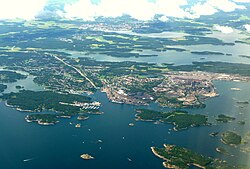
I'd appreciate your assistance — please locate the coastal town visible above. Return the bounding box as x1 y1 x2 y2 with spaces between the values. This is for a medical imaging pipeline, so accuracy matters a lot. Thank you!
102 71 250 108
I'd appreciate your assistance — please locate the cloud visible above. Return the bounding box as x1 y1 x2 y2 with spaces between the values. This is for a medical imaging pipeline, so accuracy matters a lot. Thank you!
0 0 248 21
63 0 156 21
0 0 47 20
158 16 169 22
64 0 98 21
244 24 250 32
190 0 246 18
191 2 218 17
154 0 193 18
208 0 246 12
233 0 250 3
214 25 234 34
63 0 192 21
63 0 248 21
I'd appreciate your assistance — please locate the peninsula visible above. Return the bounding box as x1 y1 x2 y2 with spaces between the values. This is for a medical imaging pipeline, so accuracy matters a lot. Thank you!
0 90 101 125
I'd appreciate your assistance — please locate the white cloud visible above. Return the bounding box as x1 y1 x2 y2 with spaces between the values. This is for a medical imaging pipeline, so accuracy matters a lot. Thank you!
0 0 47 20
158 16 169 22
63 0 248 21
190 0 246 18
154 0 193 18
214 25 234 34
0 0 247 21
208 0 246 12
191 2 218 17
244 24 250 32
233 0 250 3
121 0 156 20
64 0 98 21
64 0 156 21
64 0 194 21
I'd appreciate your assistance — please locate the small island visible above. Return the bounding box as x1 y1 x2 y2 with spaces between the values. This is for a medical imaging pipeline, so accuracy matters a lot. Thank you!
135 109 209 131
80 154 94 160
75 123 81 128
238 121 245 125
209 132 219 137
191 51 225 55
129 123 135 127
239 55 250 59
25 114 58 125
221 131 242 146
216 114 236 123
77 115 89 121
236 101 249 105
152 144 232 169
216 147 231 156
15 85 24 89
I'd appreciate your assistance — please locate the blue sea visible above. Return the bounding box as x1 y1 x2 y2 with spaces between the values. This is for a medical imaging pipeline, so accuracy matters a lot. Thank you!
0 79 250 169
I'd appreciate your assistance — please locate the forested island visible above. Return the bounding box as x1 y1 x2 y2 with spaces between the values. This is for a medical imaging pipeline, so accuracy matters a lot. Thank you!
151 144 233 169
135 109 209 131
0 90 101 125
221 131 242 146
216 114 236 123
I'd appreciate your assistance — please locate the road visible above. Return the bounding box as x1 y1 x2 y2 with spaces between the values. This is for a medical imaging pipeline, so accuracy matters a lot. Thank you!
47 53 97 89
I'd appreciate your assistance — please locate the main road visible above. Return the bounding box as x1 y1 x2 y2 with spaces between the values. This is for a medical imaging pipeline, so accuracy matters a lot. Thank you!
45 52 97 89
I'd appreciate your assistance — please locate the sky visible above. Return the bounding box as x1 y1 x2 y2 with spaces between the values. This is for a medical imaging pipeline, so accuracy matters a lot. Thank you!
0 0 249 21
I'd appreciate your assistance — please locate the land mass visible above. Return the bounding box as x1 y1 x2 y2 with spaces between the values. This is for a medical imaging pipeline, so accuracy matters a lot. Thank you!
0 90 101 125
191 51 225 55
221 131 242 146
151 144 233 169
135 109 209 131
216 114 236 123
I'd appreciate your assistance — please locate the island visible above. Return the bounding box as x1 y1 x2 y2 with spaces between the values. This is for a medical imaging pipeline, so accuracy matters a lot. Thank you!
15 85 24 89
151 144 232 169
216 147 231 156
238 121 246 125
0 90 102 125
25 114 58 125
135 109 209 131
0 84 7 93
191 51 225 55
216 114 236 123
236 101 249 105
129 123 135 127
239 55 250 59
80 154 94 160
77 115 89 121
75 123 81 128
221 131 242 146
209 132 219 137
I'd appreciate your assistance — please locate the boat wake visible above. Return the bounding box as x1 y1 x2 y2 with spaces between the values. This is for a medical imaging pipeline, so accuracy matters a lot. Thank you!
23 158 35 162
